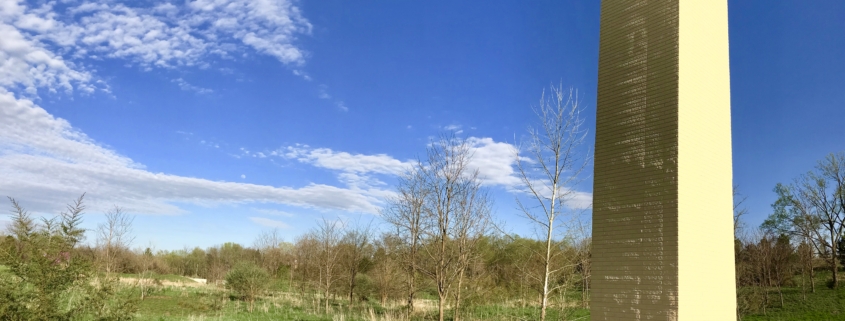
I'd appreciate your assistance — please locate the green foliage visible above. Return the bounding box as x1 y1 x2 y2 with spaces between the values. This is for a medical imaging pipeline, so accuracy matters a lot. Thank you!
0 195 138 320
225 262 270 308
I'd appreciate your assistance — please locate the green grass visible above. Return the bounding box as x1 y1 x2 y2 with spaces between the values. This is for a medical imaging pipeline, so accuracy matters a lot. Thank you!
132 284 589 321
742 270 845 321
120 271 845 321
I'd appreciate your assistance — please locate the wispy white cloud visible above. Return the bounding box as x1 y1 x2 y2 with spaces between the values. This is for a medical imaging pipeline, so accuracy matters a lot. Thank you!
253 208 295 217
172 78 213 94
444 124 461 131
0 88 591 217
278 145 413 175
317 85 331 99
292 69 311 81
316 84 347 111
249 217 290 229
0 89 383 215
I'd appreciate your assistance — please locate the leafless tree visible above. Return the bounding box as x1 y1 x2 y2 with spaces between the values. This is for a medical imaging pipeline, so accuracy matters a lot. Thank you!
734 186 749 237
339 221 373 305
769 234 795 307
414 134 493 321
746 230 773 315
513 84 589 321
381 168 427 312
574 236 591 309
96 206 135 274
254 228 286 276
451 181 492 321
797 240 815 298
137 243 156 300
371 233 403 305
314 218 343 313
293 233 320 296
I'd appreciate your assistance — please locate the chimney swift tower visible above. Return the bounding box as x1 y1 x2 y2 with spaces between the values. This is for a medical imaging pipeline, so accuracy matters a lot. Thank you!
591 1 735 320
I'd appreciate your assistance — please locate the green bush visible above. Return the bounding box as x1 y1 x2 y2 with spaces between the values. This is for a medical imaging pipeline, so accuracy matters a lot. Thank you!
224 262 269 311
0 195 138 320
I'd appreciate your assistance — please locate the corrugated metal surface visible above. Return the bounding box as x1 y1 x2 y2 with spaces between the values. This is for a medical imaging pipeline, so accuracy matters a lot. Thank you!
592 1 680 319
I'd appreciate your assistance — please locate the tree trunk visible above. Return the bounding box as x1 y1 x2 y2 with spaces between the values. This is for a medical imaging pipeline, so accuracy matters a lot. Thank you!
811 266 816 293
831 224 839 288
540 211 554 321
438 291 446 321
802 272 806 301
454 269 465 321
407 263 416 312
325 288 330 313
349 267 356 305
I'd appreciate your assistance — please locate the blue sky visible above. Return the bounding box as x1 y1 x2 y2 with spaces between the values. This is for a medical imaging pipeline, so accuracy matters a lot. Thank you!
0 0 842 250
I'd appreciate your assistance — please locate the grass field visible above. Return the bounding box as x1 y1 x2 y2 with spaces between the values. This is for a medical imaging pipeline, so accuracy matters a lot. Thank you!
10 265 845 320
128 277 589 321
740 270 845 321
127 270 845 321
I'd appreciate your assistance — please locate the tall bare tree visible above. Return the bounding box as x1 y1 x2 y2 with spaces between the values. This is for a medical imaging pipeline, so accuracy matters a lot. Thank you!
137 243 156 300
513 85 589 321
734 186 749 237
339 221 373 305
414 134 493 321
254 228 286 276
797 240 815 297
96 206 135 274
314 218 343 313
382 168 427 312
371 233 403 305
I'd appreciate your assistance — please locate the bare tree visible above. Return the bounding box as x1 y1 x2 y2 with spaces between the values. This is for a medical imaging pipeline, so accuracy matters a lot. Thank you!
254 228 286 276
797 240 815 298
734 186 749 237
513 85 589 321
743 230 772 315
339 221 373 305
769 234 795 307
414 134 493 321
293 233 320 296
763 152 845 287
451 177 492 321
96 206 135 274
371 233 404 305
382 169 427 312
137 243 156 300
314 218 343 313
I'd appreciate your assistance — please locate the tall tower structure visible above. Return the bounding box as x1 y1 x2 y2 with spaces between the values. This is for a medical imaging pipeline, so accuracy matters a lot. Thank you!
591 1 735 320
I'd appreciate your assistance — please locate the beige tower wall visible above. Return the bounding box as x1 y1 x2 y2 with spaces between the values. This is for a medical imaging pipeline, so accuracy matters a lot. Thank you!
592 0 735 320
677 0 736 319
